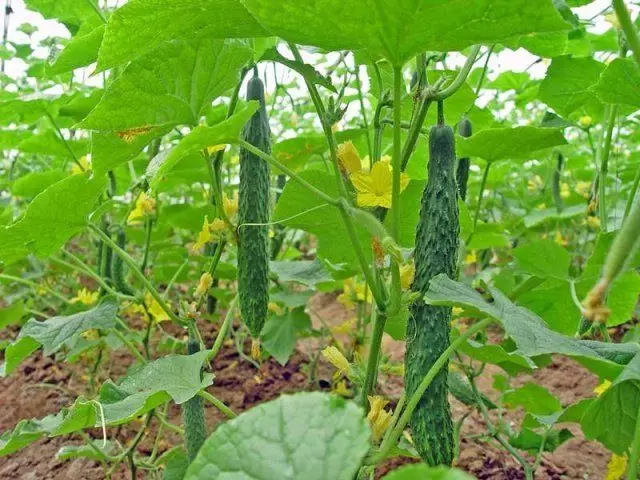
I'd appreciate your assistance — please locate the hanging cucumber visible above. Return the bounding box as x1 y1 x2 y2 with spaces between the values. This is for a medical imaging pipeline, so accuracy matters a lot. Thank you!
237 71 271 339
181 334 207 462
552 150 564 213
405 102 459 466
111 227 135 296
456 117 472 201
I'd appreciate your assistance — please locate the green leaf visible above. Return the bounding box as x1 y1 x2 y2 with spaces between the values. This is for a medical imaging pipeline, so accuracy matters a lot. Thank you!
261 47 336 92
424 275 639 375
457 127 567 163
382 464 474 480
0 301 26 330
261 307 311 365
523 204 586 228
581 380 640 454
56 441 117 461
503 383 562 416
0 173 105 266
91 128 168 177
18 297 119 355
596 58 640 110
274 170 370 267
184 392 370 480
538 56 605 118
241 0 569 66
24 0 102 29
12 170 67 198
0 419 48 456
160 447 190 480
48 25 105 75
510 427 573 453
517 279 580 335
270 260 333 287
82 39 252 131
17 130 89 158
97 0 268 71
512 239 570 280
146 102 258 188
0 337 40 377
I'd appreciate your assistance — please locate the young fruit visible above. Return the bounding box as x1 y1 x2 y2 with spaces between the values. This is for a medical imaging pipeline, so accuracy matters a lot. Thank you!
405 117 459 466
456 118 472 201
552 150 564 213
237 72 271 338
111 227 134 296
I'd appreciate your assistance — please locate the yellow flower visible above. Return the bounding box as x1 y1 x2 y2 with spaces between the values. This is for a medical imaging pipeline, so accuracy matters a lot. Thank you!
195 272 213 298
527 175 543 192
71 288 99 306
337 141 362 175
400 263 415 290
127 192 156 224
536 203 547 210
554 231 568 247
122 302 147 319
452 307 463 316
351 162 410 209
465 251 477 265
367 396 393 442
81 329 100 340
575 181 591 198
586 216 601 229
191 216 226 253
605 454 627 480
560 183 570 199
251 339 261 360
144 292 169 322
71 156 91 175
223 191 239 220
268 302 285 316
207 144 227 155
229 155 240 166
332 379 353 398
594 379 611 397
331 318 357 335
338 278 369 309
322 346 351 378
578 115 593 129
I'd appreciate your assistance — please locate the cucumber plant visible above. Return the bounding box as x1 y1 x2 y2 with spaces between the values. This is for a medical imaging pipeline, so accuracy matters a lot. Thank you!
1 1 640 480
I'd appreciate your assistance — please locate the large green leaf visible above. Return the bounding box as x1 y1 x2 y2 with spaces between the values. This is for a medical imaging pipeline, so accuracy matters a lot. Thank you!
12 170 67 198
146 102 258 188
185 393 370 480
48 25 105 75
596 58 640 110
17 130 89 158
82 39 252 132
538 56 605 118
424 274 639 377
273 170 370 267
241 0 569 65
19 297 119 355
457 127 567 162
383 465 474 480
24 0 102 29
512 240 570 280
97 0 268 71
0 173 105 265
270 260 333 287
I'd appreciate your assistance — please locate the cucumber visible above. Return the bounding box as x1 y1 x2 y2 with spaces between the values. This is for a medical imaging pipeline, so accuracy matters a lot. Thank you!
456 118 472 201
552 150 564 213
237 72 271 338
181 336 207 462
111 227 135 296
405 115 459 466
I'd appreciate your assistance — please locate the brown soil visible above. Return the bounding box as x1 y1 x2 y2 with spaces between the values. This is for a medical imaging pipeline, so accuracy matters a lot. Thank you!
0 294 610 479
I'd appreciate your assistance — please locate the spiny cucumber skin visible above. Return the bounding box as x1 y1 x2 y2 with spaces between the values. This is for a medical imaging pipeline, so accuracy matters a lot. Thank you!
238 75 271 338
111 228 134 296
405 124 459 466
552 151 564 213
182 339 207 462
456 118 472 201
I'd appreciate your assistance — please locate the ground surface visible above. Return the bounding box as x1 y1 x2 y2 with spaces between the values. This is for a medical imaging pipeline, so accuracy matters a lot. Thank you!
0 293 609 479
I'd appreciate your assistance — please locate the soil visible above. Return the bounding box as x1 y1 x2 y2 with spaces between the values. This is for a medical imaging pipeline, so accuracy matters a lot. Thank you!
0 293 610 479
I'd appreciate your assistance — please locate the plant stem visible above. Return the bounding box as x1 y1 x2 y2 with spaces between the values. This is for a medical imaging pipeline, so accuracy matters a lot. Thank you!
207 295 238 362
391 66 403 241
139 217 153 272
613 0 640 66
85 0 107 23
360 309 386 409
598 105 618 232
0 273 71 304
89 223 183 325
198 390 236 419
237 140 338 206
628 404 640 479
369 317 495 464
112 322 147 364
468 161 492 242
434 45 481 101
624 161 640 220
